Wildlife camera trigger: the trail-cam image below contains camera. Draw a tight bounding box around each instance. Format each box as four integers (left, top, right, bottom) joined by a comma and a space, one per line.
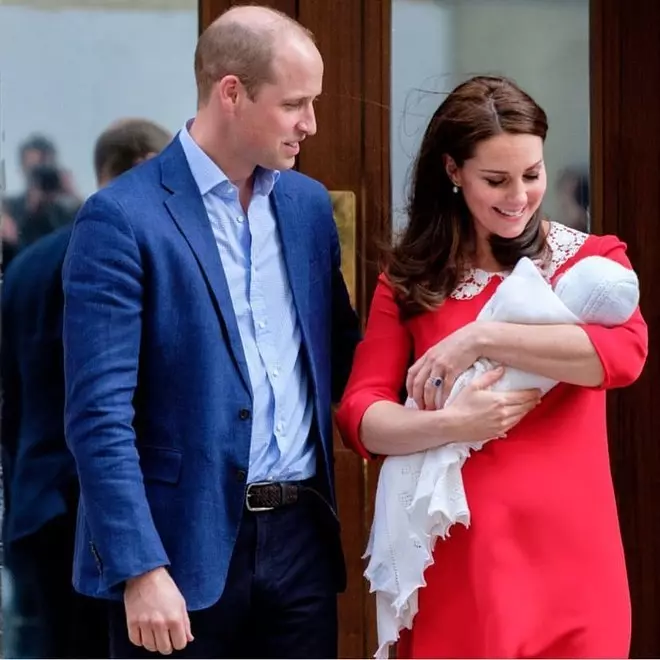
30, 164, 63, 194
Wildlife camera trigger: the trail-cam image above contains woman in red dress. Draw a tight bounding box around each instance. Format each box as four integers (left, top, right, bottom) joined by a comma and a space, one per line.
336, 75, 647, 659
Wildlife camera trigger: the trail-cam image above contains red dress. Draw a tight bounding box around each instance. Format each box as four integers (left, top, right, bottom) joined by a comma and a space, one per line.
336, 224, 648, 659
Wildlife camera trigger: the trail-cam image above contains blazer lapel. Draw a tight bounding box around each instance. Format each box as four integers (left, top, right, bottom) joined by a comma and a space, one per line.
160, 141, 252, 395
272, 184, 311, 337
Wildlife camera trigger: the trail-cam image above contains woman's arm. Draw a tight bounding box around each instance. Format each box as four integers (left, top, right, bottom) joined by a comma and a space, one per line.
359, 401, 457, 456
474, 322, 603, 387
476, 236, 648, 388
335, 276, 414, 459
478, 236, 648, 389
360, 368, 540, 455
335, 277, 540, 457
407, 235, 647, 408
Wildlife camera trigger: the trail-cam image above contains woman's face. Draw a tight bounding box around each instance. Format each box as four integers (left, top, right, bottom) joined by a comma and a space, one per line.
448, 133, 547, 242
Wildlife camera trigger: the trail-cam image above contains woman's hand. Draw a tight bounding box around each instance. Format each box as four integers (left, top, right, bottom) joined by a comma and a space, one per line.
443, 367, 541, 442
406, 322, 481, 410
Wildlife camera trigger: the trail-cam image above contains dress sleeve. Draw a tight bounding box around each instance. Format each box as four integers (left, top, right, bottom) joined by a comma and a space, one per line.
335, 275, 413, 459
580, 235, 648, 389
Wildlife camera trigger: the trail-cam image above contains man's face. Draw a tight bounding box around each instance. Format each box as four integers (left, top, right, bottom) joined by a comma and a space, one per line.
232, 36, 323, 172
21, 148, 54, 178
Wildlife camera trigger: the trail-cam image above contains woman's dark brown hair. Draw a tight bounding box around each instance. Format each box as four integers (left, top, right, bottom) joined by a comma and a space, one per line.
385, 75, 549, 318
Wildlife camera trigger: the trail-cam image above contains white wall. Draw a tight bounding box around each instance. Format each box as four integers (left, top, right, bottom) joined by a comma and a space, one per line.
0, 4, 198, 197
390, 0, 589, 230
391, 0, 456, 231
454, 0, 590, 222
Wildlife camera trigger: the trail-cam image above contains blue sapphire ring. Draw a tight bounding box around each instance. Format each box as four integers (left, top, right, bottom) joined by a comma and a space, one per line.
428, 376, 443, 388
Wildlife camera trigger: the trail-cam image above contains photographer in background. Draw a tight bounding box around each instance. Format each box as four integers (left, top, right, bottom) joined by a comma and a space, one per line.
2, 134, 81, 266
1, 118, 172, 659
555, 165, 590, 233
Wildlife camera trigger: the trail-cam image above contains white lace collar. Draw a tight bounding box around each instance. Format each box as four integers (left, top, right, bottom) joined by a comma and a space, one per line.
451, 222, 588, 301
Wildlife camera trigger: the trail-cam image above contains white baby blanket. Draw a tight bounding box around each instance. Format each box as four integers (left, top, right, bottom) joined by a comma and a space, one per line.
365, 255, 639, 658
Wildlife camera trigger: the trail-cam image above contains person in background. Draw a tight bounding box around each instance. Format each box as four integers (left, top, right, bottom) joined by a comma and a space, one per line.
556, 165, 590, 232
1, 118, 173, 660
2, 134, 81, 266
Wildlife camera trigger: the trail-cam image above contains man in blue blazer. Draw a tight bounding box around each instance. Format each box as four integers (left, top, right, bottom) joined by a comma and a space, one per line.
62, 5, 361, 659
2, 118, 172, 659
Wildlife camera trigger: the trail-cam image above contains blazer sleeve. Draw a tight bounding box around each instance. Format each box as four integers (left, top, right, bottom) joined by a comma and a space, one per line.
335, 275, 413, 458
580, 235, 648, 389
62, 193, 170, 590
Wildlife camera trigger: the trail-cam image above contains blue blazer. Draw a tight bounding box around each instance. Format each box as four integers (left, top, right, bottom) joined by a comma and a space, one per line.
62, 138, 361, 609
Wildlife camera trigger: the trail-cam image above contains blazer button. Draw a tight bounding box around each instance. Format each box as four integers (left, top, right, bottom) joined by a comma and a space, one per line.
236, 469, 247, 482
238, 408, 250, 421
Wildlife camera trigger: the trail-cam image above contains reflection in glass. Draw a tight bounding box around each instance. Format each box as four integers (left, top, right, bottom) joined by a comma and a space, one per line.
0, 1, 197, 656
391, 0, 589, 233
1, 0, 198, 201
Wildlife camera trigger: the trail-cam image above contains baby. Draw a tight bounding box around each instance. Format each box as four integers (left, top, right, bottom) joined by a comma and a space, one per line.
366, 254, 640, 659
448, 254, 639, 400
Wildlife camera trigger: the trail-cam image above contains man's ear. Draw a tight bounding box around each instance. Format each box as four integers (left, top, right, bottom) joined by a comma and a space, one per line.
215, 75, 244, 108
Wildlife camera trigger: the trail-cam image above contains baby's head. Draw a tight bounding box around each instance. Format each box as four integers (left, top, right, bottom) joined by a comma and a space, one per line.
553, 255, 639, 326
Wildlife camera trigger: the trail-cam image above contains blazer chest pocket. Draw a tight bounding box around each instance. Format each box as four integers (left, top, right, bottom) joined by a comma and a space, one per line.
139, 446, 183, 485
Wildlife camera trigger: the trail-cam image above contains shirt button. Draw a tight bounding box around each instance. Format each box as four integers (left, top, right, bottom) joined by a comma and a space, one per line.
272, 368, 279, 377
239, 408, 251, 421
236, 215, 244, 223
258, 321, 266, 329
276, 422, 283, 433
236, 469, 247, 482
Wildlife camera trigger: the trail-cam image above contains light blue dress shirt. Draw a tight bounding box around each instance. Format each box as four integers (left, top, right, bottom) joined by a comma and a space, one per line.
179, 125, 314, 483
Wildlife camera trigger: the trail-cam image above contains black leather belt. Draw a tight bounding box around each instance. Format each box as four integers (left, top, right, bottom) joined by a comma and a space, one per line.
245, 480, 307, 512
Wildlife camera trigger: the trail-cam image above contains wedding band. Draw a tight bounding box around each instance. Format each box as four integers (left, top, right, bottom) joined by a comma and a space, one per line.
427, 376, 443, 388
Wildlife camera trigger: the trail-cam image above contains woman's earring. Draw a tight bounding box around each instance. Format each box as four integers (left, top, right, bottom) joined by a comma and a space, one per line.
452, 184, 459, 194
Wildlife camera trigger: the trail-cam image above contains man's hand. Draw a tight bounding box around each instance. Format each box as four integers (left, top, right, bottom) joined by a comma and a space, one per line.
1, 212, 18, 243
124, 567, 194, 655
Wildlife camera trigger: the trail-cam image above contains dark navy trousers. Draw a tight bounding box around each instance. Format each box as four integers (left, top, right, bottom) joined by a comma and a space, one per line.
108, 490, 342, 659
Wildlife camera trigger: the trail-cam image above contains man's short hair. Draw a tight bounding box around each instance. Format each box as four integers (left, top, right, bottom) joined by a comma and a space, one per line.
194, 7, 315, 105
94, 119, 172, 182
19, 134, 57, 162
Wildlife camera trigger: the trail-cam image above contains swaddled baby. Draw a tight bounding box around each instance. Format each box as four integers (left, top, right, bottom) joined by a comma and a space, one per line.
447, 254, 640, 399
366, 255, 640, 659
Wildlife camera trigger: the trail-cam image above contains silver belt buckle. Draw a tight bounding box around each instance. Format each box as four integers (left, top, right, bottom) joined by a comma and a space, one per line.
245, 481, 276, 512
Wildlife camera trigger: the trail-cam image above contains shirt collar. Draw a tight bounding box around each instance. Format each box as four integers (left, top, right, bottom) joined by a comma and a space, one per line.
179, 119, 280, 198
